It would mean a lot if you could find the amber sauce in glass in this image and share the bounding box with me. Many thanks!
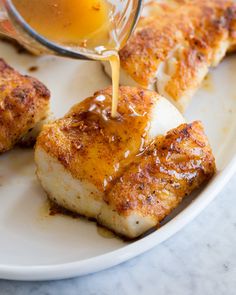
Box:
[12,0,123,117]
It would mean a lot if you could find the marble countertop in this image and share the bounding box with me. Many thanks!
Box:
[1,173,236,295]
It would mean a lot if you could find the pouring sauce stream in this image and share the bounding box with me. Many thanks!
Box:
[12,0,128,117]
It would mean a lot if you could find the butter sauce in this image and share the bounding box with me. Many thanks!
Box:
[12,0,134,117]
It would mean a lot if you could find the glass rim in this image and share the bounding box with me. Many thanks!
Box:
[4,0,143,60]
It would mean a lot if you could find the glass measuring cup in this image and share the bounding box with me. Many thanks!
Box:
[0,0,142,60]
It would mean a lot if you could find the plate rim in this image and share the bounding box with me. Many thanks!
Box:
[0,155,235,281]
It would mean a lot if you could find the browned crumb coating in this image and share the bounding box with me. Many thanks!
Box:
[37,85,216,223]
[35,85,216,237]
[0,58,50,153]
[120,0,236,107]
[106,121,216,222]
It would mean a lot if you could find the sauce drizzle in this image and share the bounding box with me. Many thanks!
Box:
[12,0,133,117]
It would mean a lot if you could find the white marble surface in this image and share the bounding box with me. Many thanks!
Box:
[0,172,236,295]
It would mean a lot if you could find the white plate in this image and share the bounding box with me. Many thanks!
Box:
[0,41,235,281]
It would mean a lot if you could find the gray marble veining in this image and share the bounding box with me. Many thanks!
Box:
[0,173,236,295]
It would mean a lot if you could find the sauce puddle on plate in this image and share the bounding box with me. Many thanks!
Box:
[48,200,116,239]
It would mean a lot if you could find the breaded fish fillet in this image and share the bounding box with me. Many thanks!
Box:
[35,86,215,238]
[0,58,50,153]
[103,0,236,111]
[101,121,215,237]
[35,86,184,218]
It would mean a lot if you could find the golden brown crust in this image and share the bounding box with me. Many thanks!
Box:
[36,86,158,191]
[105,121,216,220]
[36,87,216,229]
[120,0,236,102]
[0,59,50,153]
